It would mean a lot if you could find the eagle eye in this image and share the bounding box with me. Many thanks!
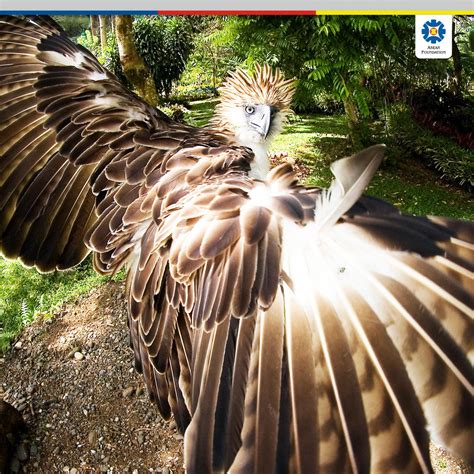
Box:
[244,105,256,115]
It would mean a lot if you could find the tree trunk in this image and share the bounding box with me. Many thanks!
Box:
[114,15,159,106]
[343,97,358,125]
[343,96,369,148]
[90,15,99,38]
[452,22,462,96]
[99,15,108,54]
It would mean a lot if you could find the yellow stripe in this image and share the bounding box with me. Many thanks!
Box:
[316,10,474,14]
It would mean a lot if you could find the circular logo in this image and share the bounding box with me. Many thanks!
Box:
[422,19,446,44]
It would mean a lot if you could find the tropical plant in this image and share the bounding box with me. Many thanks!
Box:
[211,15,473,146]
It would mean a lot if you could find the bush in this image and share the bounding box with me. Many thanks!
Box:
[133,16,193,97]
[389,107,474,188]
[292,82,344,114]
[412,86,474,149]
[159,103,192,123]
[171,85,217,102]
[53,15,90,40]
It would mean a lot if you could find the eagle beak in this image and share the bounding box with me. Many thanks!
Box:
[250,105,273,139]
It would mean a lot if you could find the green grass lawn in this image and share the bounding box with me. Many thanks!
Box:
[0,258,120,352]
[272,113,474,219]
[1,98,472,352]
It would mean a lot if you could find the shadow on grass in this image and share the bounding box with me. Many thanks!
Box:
[283,113,348,137]
[188,98,218,127]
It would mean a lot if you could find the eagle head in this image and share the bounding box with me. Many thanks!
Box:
[210,65,296,152]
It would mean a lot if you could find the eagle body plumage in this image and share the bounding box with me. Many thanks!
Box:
[0,16,473,473]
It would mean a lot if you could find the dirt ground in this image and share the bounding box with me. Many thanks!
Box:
[0,282,183,473]
[0,281,471,473]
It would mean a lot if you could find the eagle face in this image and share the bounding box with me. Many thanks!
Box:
[223,102,284,148]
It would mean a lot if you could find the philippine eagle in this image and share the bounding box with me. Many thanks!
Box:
[0,16,472,473]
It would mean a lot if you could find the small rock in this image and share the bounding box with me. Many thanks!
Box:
[137,432,145,445]
[135,386,144,397]
[122,386,135,398]
[70,468,78,474]
[14,341,22,350]
[53,446,60,455]
[10,457,20,473]
[30,442,38,456]
[100,465,108,473]
[16,442,29,461]
[88,430,98,445]
[17,403,27,412]
[162,468,170,474]
[73,352,84,361]
[63,466,69,472]
[173,433,184,440]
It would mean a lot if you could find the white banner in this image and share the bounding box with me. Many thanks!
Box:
[416,15,453,59]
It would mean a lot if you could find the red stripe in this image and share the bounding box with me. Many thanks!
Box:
[158,10,315,15]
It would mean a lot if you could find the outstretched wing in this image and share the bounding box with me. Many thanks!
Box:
[99,142,472,472]
[0,15,226,271]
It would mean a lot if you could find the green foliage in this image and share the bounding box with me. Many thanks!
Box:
[388,107,474,188]
[159,103,193,123]
[214,16,414,115]
[292,82,343,114]
[179,17,243,96]
[77,29,101,57]
[268,105,473,219]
